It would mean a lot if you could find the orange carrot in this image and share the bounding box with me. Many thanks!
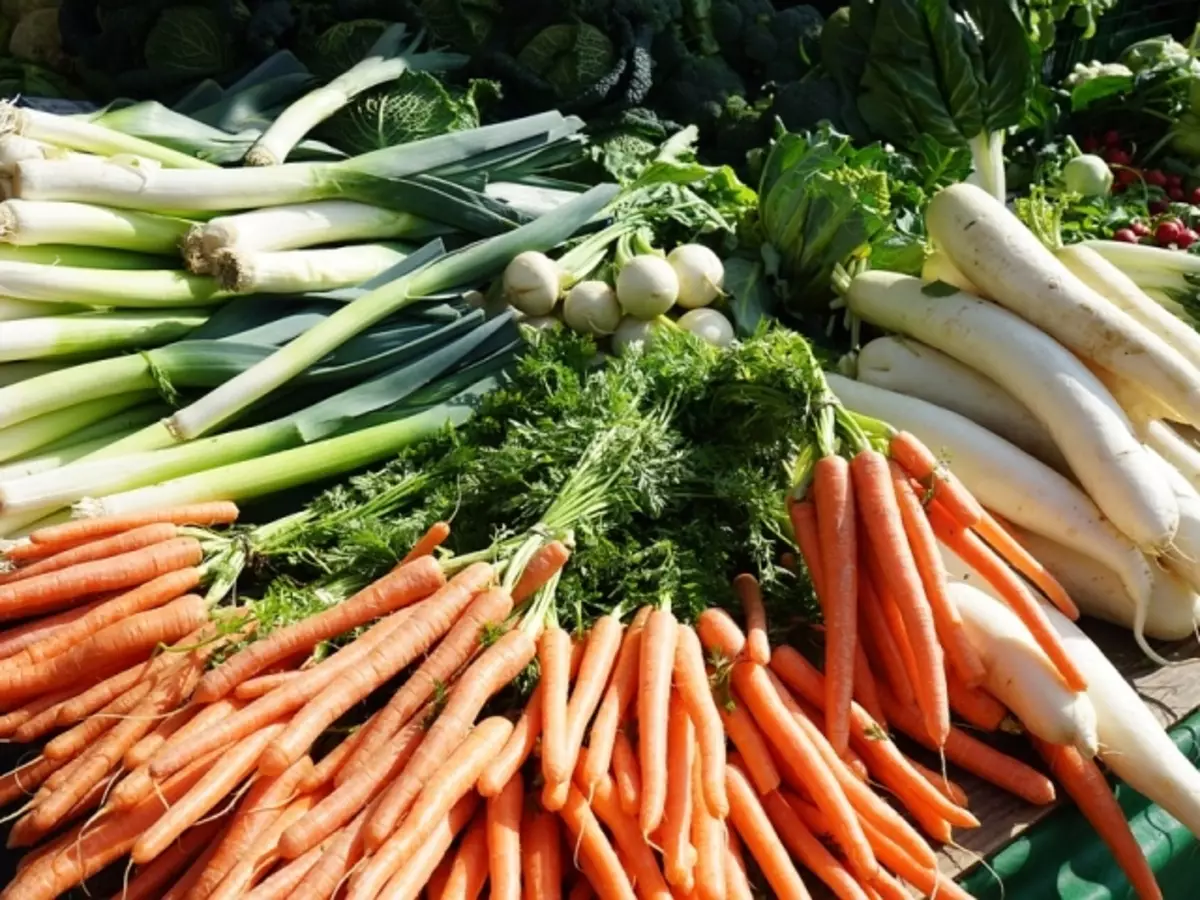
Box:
[53,643,186,727]
[26,502,239,547]
[906,758,970,809]
[568,878,596,900]
[673,622,727,817]
[399,520,451,566]
[725,762,813,900]
[724,830,753,900]
[811,454,858,756]
[1034,738,1162,900]
[946,672,1007,732]
[363,793,480,900]
[559,613,623,786]
[927,502,1088,692]
[975,512,1079,618]
[243,844,324,900]
[511,540,571,603]
[116,815,226,900]
[234,670,299,701]
[0,596,112,662]
[558,784,638,900]
[881,688,1056,805]
[762,790,870,900]
[690,751,725,900]
[303,716,376,792]
[857,574,915,707]
[441,808,490,900]
[638,606,678,836]
[259,565,497,775]
[0,537,203,621]
[733,575,770,665]
[788,498,825,597]
[0,523,181,588]
[428,853,453,900]
[540,624,573,786]
[889,461,986,687]
[194,554,447,703]
[1,685,83,740]
[662,690,696,888]
[851,645,886,730]
[340,579,509,783]
[365,629,536,849]
[582,607,651,792]
[717,687,781,795]
[695,608,745,660]
[731,661,874,878]
[770,647,977,829]
[124,703,198,770]
[853,448,948,746]
[289,807,371,900]
[888,433,983,525]
[487,771,523,900]
[523,806,564,900]
[611,729,642,817]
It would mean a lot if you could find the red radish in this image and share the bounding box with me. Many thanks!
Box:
[1169,186,1185,202]
[1150,199,1170,214]
[1157,221,1183,246]
[1108,149,1131,166]
[1104,130,1121,146]
[1130,222,1150,236]
[1146,170,1168,187]
[1169,174,1184,188]
[1116,168,1138,186]
[1191,187,1200,205]
[1113,228,1139,244]
[1179,229,1198,250]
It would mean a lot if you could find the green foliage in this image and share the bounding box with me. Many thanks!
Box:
[1022,0,1118,50]
[420,0,501,51]
[516,23,616,101]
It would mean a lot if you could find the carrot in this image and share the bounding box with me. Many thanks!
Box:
[186,755,313,900]
[904,798,955,845]
[888,432,983,526]
[811,454,858,756]
[927,501,1089,692]
[278,714,425,860]
[690,751,725,900]
[303,716,376,792]
[399,520,451,566]
[116,815,226,900]
[523,806,564,900]
[733,575,770,665]
[558,784,638,900]
[487,771,523,900]
[769,647,977,829]
[0,596,112,662]
[731,661,875,878]
[662,690,696,888]
[341,580,509,784]
[723,829,753,900]
[26,502,239,547]
[851,644,886,727]
[123,705,198,771]
[908,759,970,808]
[356,717,512,893]
[0,537,203,622]
[582,606,651,791]
[540,624,574,785]
[358,793,480,900]
[853,449,948,747]
[9,770,112,848]
[673,622,728,817]
[559,613,623,784]
[194,554,447,703]
[289,806,372,900]
[0,593,209,702]
[946,672,1007,732]
[788,498,825,596]
[44,679,150,762]
[511,540,571,603]
[149,604,418,781]
[975,512,1079,618]
[889,461,986,687]
[857,574,915,707]
[53,642,187,727]
[1034,738,1163,900]
[0,523,182,589]
[607,727,643,816]
[568,878,597,900]
[234,670,298,700]
[717,688,781,795]
[0,685,82,740]
[638,606,678,836]
[761,790,871,900]
[259,565,497,775]
[880,688,1056,805]
[243,844,324,900]
[724,761,813,900]
[695,608,745,660]
[866,870,911,900]
[0,755,72,808]
[441,808,490,900]
[205,792,320,900]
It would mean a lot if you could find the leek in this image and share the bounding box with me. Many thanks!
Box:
[211,243,413,293]
[0,244,174,269]
[0,104,215,170]
[0,393,156,463]
[0,309,208,361]
[0,136,84,165]
[0,200,192,254]
[0,299,88,321]
[0,261,226,308]
[0,361,66,387]
[246,25,466,166]
[183,201,444,272]
[12,112,582,213]
[165,184,618,441]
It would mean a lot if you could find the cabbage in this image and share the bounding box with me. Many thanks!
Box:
[9,6,61,68]
[516,24,615,101]
[143,5,233,79]
[307,19,393,80]
[419,0,500,51]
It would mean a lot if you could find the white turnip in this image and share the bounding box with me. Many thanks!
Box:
[503,251,561,316]
[678,308,734,348]
[616,255,678,320]
[668,244,723,309]
[562,280,621,336]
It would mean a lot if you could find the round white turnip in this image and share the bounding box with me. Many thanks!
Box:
[503,251,561,316]
[616,255,678,319]
[562,280,621,335]
[668,244,723,309]
[678,307,734,348]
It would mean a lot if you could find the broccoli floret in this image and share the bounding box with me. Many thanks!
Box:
[743,5,821,84]
[710,93,772,170]
[612,0,683,33]
[770,76,868,141]
[831,167,890,216]
[651,52,745,130]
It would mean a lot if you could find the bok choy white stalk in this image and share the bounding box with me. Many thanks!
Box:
[0,200,192,254]
[182,200,442,273]
[0,104,215,170]
[0,309,208,361]
[13,112,582,213]
[163,184,617,441]
[245,25,466,166]
[211,243,412,293]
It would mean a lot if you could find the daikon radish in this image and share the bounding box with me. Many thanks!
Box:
[1089,365,1179,427]
[855,336,1065,469]
[1147,450,1200,603]
[921,250,982,296]
[1144,421,1200,493]
[928,184,1200,428]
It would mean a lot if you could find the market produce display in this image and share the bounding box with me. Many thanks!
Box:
[0,2,1194,899]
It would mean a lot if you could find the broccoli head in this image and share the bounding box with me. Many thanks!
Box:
[651,51,745,129]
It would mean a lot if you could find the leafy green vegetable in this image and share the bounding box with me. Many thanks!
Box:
[516,23,615,101]
[306,19,394,79]
[143,5,234,79]
[1022,0,1117,51]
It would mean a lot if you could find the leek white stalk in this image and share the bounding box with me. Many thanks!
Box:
[211,243,411,293]
[0,200,191,253]
[84,399,476,517]
[0,361,65,387]
[14,111,578,212]
[245,25,464,166]
[165,184,617,441]
[0,309,208,361]
[183,201,439,273]
[0,298,86,321]
[0,136,84,165]
[0,356,158,429]
[1,104,214,170]
[0,392,156,463]
[0,260,226,308]
[0,431,141,482]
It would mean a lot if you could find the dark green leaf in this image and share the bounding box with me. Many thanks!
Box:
[724,257,775,337]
